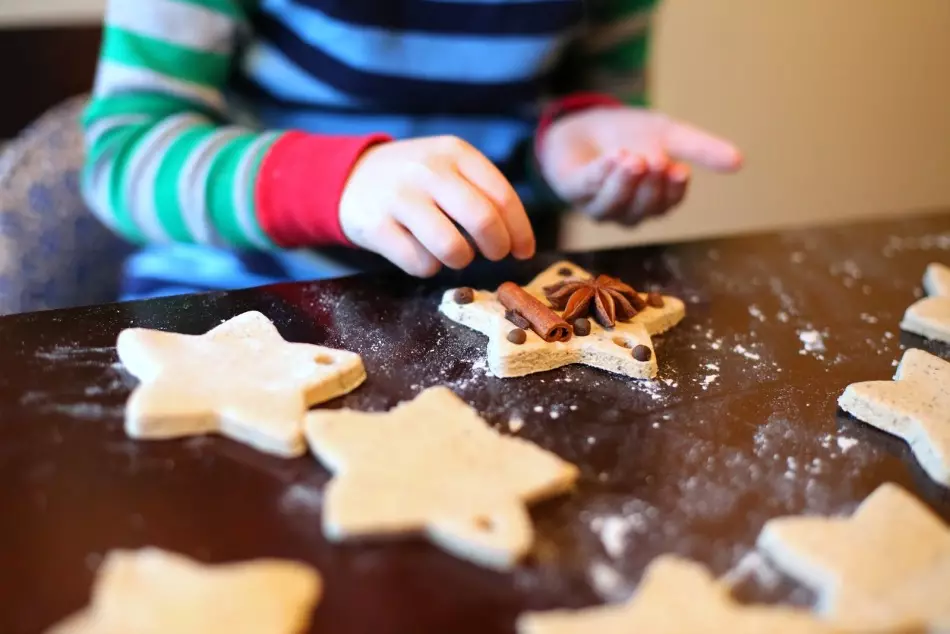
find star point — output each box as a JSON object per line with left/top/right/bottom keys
{"left": 902, "top": 262, "right": 950, "bottom": 343}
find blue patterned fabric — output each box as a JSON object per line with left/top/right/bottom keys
{"left": 0, "top": 96, "right": 132, "bottom": 315}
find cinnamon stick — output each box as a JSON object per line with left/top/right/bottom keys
{"left": 497, "top": 282, "right": 571, "bottom": 343}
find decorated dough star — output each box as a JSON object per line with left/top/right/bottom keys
{"left": 902, "top": 262, "right": 950, "bottom": 344}
{"left": 518, "top": 555, "right": 840, "bottom": 634}
{"left": 757, "top": 483, "right": 950, "bottom": 632}
{"left": 48, "top": 548, "right": 321, "bottom": 634}
{"left": 439, "top": 261, "right": 686, "bottom": 378}
{"left": 838, "top": 348, "right": 950, "bottom": 486}
{"left": 303, "top": 386, "right": 579, "bottom": 570}
{"left": 117, "top": 311, "right": 366, "bottom": 458}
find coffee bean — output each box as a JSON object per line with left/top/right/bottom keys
{"left": 557, "top": 266, "right": 573, "bottom": 276}
{"left": 632, "top": 344, "right": 653, "bottom": 362}
{"left": 573, "top": 317, "right": 591, "bottom": 336}
{"left": 505, "top": 309, "right": 531, "bottom": 330}
{"left": 647, "top": 292, "right": 664, "bottom": 308}
{"left": 453, "top": 287, "right": 475, "bottom": 304}
{"left": 507, "top": 328, "right": 527, "bottom": 345}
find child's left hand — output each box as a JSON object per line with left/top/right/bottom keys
{"left": 539, "top": 106, "right": 743, "bottom": 225}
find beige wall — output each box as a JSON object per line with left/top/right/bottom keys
{"left": 563, "top": 0, "right": 950, "bottom": 250}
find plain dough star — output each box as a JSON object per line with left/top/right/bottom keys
{"left": 48, "top": 548, "right": 321, "bottom": 634}
{"left": 757, "top": 483, "right": 950, "bottom": 632}
{"left": 518, "top": 555, "right": 840, "bottom": 634}
{"left": 838, "top": 348, "right": 950, "bottom": 486}
{"left": 902, "top": 262, "right": 950, "bottom": 344}
{"left": 439, "top": 261, "right": 686, "bottom": 378}
{"left": 303, "top": 386, "right": 579, "bottom": 570}
{"left": 118, "top": 311, "right": 366, "bottom": 458}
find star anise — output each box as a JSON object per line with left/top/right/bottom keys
{"left": 543, "top": 275, "right": 646, "bottom": 328}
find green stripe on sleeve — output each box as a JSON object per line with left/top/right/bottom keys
{"left": 153, "top": 124, "right": 219, "bottom": 242}
{"left": 207, "top": 133, "right": 265, "bottom": 246}
{"left": 100, "top": 26, "right": 230, "bottom": 88}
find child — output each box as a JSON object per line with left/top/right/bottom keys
{"left": 83, "top": 0, "right": 741, "bottom": 300}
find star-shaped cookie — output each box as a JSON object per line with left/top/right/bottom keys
{"left": 117, "top": 311, "right": 366, "bottom": 458}
{"left": 48, "top": 548, "right": 321, "bottom": 634}
{"left": 757, "top": 483, "right": 950, "bottom": 632}
{"left": 439, "top": 261, "right": 686, "bottom": 378}
{"left": 838, "top": 348, "right": 950, "bottom": 486}
{"left": 303, "top": 386, "right": 579, "bottom": 570}
{"left": 902, "top": 262, "right": 950, "bottom": 344}
{"left": 518, "top": 555, "right": 840, "bottom": 634}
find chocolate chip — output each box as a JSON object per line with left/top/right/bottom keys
{"left": 557, "top": 266, "right": 573, "bottom": 276}
{"left": 505, "top": 309, "right": 531, "bottom": 330}
{"left": 632, "top": 345, "right": 653, "bottom": 362}
{"left": 507, "top": 328, "right": 527, "bottom": 345}
{"left": 647, "top": 292, "right": 664, "bottom": 308}
{"left": 573, "top": 317, "right": 591, "bottom": 336}
{"left": 453, "top": 287, "right": 474, "bottom": 304}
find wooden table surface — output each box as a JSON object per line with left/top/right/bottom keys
{"left": 1, "top": 212, "right": 948, "bottom": 633}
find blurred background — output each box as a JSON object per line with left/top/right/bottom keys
{"left": 1, "top": 0, "right": 948, "bottom": 252}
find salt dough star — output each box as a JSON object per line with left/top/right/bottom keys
{"left": 518, "top": 555, "right": 840, "bottom": 634}
{"left": 303, "top": 386, "right": 579, "bottom": 570}
{"left": 439, "top": 261, "right": 686, "bottom": 378}
{"left": 757, "top": 483, "right": 950, "bottom": 632}
{"left": 117, "top": 311, "right": 366, "bottom": 458}
{"left": 902, "top": 262, "right": 950, "bottom": 344}
{"left": 838, "top": 348, "right": 950, "bottom": 486}
{"left": 48, "top": 548, "right": 321, "bottom": 634}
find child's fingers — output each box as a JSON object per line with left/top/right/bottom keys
{"left": 583, "top": 155, "right": 646, "bottom": 220}
{"left": 663, "top": 163, "right": 691, "bottom": 212}
{"left": 665, "top": 121, "right": 743, "bottom": 173}
{"left": 392, "top": 194, "right": 475, "bottom": 270}
{"left": 456, "top": 151, "right": 535, "bottom": 260}
{"left": 367, "top": 218, "right": 442, "bottom": 278}
{"left": 556, "top": 154, "right": 615, "bottom": 202}
{"left": 429, "top": 169, "right": 512, "bottom": 261}
{"left": 625, "top": 168, "right": 666, "bottom": 222}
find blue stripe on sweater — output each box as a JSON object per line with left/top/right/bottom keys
{"left": 284, "top": 0, "right": 583, "bottom": 35}
{"left": 255, "top": 14, "right": 549, "bottom": 112}
{"left": 260, "top": 0, "right": 572, "bottom": 83}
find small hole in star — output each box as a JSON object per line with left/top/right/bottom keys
{"left": 314, "top": 354, "right": 335, "bottom": 365}
{"left": 474, "top": 516, "right": 495, "bottom": 531}
{"left": 612, "top": 337, "right": 633, "bottom": 348}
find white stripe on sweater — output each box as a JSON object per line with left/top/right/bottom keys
{"left": 177, "top": 127, "right": 249, "bottom": 244}
{"left": 94, "top": 61, "right": 226, "bottom": 112}
{"left": 124, "top": 114, "right": 208, "bottom": 242}
{"left": 233, "top": 132, "right": 280, "bottom": 249}
{"left": 106, "top": 0, "right": 238, "bottom": 54}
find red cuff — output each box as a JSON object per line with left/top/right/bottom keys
{"left": 535, "top": 92, "right": 623, "bottom": 154}
{"left": 255, "top": 131, "right": 392, "bottom": 248}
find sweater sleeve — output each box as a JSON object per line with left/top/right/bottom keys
{"left": 82, "top": 0, "right": 386, "bottom": 249}
{"left": 574, "top": 0, "right": 658, "bottom": 106}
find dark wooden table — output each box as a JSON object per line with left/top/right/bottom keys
{"left": 1, "top": 212, "right": 949, "bottom": 633}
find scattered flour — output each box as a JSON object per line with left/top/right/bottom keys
{"left": 859, "top": 313, "right": 879, "bottom": 324}
{"left": 748, "top": 305, "right": 766, "bottom": 322}
{"left": 733, "top": 344, "right": 761, "bottom": 361}
{"left": 699, "top": 374, "right": 719, "bottom": 390}
{"left": 508, "top": 416, "right": 524, "bottom": 434}
{"left": 587, "top": 561, "right": 630, "bottom": 602}
{"left": 836, "top": 436, "right": 859, "bottom": 453}
{"left": 797, "top": 329, "right": 827, "bottom": 359}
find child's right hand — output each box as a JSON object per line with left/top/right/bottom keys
{"left": 339, "top": 136, "right": 536, "bottom": 277}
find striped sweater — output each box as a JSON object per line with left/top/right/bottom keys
{"left": 83, "top": 0, "right": 657, "bottom": 250}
